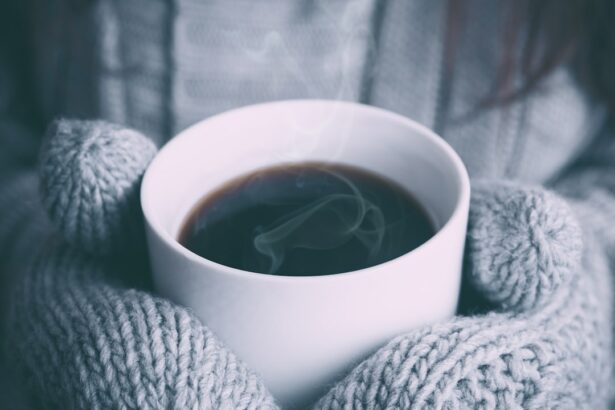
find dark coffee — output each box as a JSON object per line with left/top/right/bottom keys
{"left": 178, "top": 162, "right": 435, "bottom": 276}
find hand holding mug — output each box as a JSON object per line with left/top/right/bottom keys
{"left": 9, "top": 103, "right": 607, "bottom": 409}
{"left": 141, "top": 101, "right": 469, "bottom": 405}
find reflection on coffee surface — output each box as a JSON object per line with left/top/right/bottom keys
{"left": 178, "top": 162, "right": 435, "bottom": 276}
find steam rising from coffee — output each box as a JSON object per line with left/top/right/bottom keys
{"left": 253, "top": 170, "right": 385, "bottom": 274}
{"left": 179, "top": 162, "right": 435, "bottom": 277}
{"left": 218, "top": 0, "right": 380, "bottom": 165}
{"left": 232, "top": 0, "right": 375, "bottom": 101}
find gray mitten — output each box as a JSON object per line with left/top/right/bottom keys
{"left": 316, "top": 182, "right": 613, "bottom": 409}
{"left": 7, "top": 119, "right": 278, "bottom": 409}
{"left": 7, "top": 119, "right": 613, "bottom": 409}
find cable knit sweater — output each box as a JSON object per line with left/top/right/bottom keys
{"left": 1, "top": 0, "right": 614, "bottom": 408}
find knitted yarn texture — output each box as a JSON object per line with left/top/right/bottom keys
{"left": 10, "top": 120, "right": 278, "bottom": 409}
{"left": 39, "top": 119, "right": 157, "bottom": 255}
{"left": 6, "top": 120, "right": 613, "bottom": 409}
{"left": 316, "top": 183, "right": 611, "bottom": 409}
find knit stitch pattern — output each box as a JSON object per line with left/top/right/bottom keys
{"left": 5, "top": 120, "right": 612, "bottom": 409}
{"left": 466, "top": 181, "right": 583, "bottom": 312}
{"left": 316, "top": 183, "right": 612, "bottom": 409}
{"left": 9, "top": 244, "right": 278, "bottom": 410}
{"left": 2, "top": 1, "right": 614, "bottom": 407}
{"left": 39, "top": 119, "right": 157, "bottom": 256}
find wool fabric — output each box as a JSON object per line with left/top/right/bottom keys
{"left": 4, "top": 120, "right": 610, "bottom": 409}
{"left": 39, "top": 119, "right": 157, "bottom": 255}
{"left": 1, "top": 1, "right": 614, "bottom": 408}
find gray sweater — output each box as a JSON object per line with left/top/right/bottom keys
{"left": 1, "top": 0, "right": 613, "bottom": 408}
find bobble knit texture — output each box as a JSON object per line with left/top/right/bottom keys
{"left": 467, "top": 182, "right": 583, "bottom": 312}
{"left": 39, "top": 119, "right": 157, "bottom": 255}
{"left": 4, "top": 120, "right": 612, "bottom": 409}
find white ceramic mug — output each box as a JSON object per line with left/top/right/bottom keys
{"left": 141, "top": 100, "right": 470, "bottom": 407}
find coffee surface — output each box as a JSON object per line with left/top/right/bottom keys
{"left": 179, "top": 162, "right": 435, "bottom": 276}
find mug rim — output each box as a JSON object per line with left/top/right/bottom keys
{"left": 141, "top": 99, "right": 470, "bottom": 282}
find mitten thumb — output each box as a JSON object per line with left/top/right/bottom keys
{"left": 39, "top": 119, "right": 158, "bottom": 256}
{"left": 466, "top": 179, "right": 583, "bottom": 312}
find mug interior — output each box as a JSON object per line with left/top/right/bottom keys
{"left": 142, "top": 100, "right": 467, "bottom": 273}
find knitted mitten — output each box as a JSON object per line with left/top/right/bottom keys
{"left": 6, "top": 120, "right": 278, "bottom": 409}
{"left": 316, "top": 183, "right": 613, "bottom": 409}
{"left": 6, "top": 119, "right": 613, "bottom": 409}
